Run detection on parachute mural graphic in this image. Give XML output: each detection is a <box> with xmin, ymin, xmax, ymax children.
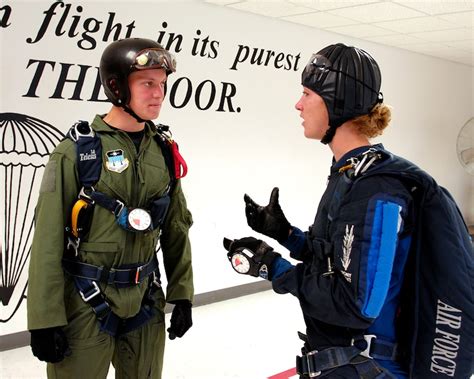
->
<box><xmin>1</xmin><ymin>113</ymin><xmax>64</xmax><ymax>322</ymax></box>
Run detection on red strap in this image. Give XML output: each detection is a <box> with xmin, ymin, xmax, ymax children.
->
<box><xmin>170</xmin><ymin>141</ymin><xmax>188</xmax><ymax>179</ymax></box>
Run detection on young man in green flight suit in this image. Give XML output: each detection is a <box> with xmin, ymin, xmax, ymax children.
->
<box><xmin>27</xmin><ymin>38</ymin><xmax>194</xmax><ymax>378</ymax></box>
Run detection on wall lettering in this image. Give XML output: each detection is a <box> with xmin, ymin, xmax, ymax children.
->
<box><xmin>26</xmin><ymin>2</ymin><xmax>135</xmax><ymax>50</ymax></box>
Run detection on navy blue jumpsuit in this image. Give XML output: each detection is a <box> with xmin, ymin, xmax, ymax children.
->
<box><xmin>272</xmin><ymin>144</ymin><xmax>414</xmax><ymax>378</ymax></box>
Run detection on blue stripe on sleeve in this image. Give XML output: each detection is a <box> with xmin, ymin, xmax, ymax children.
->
<box><xmin>362</xmin><ymin>200</ymin><xmax>402</xmax><ymax>318</ymax></box>
<box><xmin>282</xmin><ymin>227</ymin><xmax>307</xmax><ymax>259</ymax></box>
<box><xmin>271</xmin><ymin>257</ymin><xmax>294</xmax><ymax>280</ymax></box>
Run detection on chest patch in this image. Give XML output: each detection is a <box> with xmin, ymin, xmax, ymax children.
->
<box><xmin>105</xmin><ymin>149</ymin><xmax>129</xmax><ymax>173</ymax></box>
<box><xmin>341</xmin><ymin>224</ymin><xmax>354</xmax><ymax>283</ymax></box>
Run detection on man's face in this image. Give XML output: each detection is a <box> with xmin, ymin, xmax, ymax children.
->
<box><xmin>128</xmin><ymin>69</ymin><xmax>167</xmax><ymax>121</ymax></box>
<box><xmin>295</xmin><ymin>86</ymin><xmax>330</xmax><ymax>140</ymax></box>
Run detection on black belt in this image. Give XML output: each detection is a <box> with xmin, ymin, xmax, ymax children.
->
<box><xmin>63</xmin><ymin>256</ymin><xmax>159</xmax><ymax>288</ymax></box>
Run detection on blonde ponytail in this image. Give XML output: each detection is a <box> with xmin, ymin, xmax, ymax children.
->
<box><xmin>351</xmin><ymin>103</ymin><xmax>392</xmax><ymax>138</ymax></box>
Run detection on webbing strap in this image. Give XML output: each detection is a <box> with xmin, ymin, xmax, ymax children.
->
<box><xmin>68</xmin><ymin>121</ymin><xmax>102</xmax><ymax>187</ymax></box>
<box><xmin>63</xmin><ymin>256</ymin><xmax>159</xmax><ymax>288</ymax></box>
<box><xmin>353</xmin><ymin>358</ymin><xmax>396</xmax><ymax>379</ymax></box>
<box><xmin>297</xmin><ymin>345</ymin><xmax>362</xmax><ymax>376</ymax></box>
<box><xmin>88</xmin><ymin>190</ymin><xmax>121</xmax><ymax>214</ymax></box>
<box><xmin>72</xmin><ymin>275</ymin><xmax>158</xmax><ymax>336</ymax></box>
<box><xmin>154</xmin><ymin>130</ymin><xmax>177</xmax><ymax>188</ymax></box>
<box><xmin>296</xmin><ymin>337</ymin><xmax>398</xmax><ymax>378</ymax></box>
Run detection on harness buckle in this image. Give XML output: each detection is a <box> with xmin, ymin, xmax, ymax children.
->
<box><xmin>67</xmin><ymin>236</ymin><xmax>80</xmax><ymax>256</ymax></box>
<box><xmin>306</xmin><ymin>350</ymin><xmax>321</xmax><ymax>377</ymax></box>
<box><xmin>79</xmin><ymin>186</ymin><xmax>95</xmax><ymax>202</ymax></box>
<box><xmin>69</xmin><ymin>121</ymin><xmax>95</xmax><ymax>142</ymax></box>
<box><xmin>135</xmin><ymin>266</ymin><xmax>143</xmax><ymax>284</ymax></box>
<box><xmin>114</xmin><ymin>200</ymin><xmax>125</xmax><ymax>217</ymax></box>
<box><xmin>352</xmin><ymin>334</ymin><xmax>377</xmax><ymax>359</ymax></box>
<box><xmin>152</xmin><ymin>271</ymin><xmax>161</xmax><ymax>288</ymax></box>
<box><xmin>79</xmin><ymin>281</ymin><xmax>101</xmax><ymax>302</ymax></box>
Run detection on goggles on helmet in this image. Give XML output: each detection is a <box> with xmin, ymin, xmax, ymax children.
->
<box><xmin>304</xmin><ymin>53</ymin><xmax>332</xmax><ymax>82</ymax></box>
<box><xmin>132</xmin><ymin>48</ymin><xmax>176</xmax><ymax>73</ymax></box>
<box><xmin>304</xmin><ymin>53</ymin><xmax>381</xmax><ymax>98</ymax></box>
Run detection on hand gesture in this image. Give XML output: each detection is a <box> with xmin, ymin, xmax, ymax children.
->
<box><xmin>244</xmin><ymin>187</ymin><xmax>291</xmax><ymax>243</ymax></box>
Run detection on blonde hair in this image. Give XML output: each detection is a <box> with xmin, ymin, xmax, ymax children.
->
<box><xmin>351</xmin><ymin>103</ymin><xmax>392</xmax><ymax>138</ymax></box>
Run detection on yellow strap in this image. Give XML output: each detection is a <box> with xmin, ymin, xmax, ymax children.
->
<box><xmin>338</xmin><ymin>164</ymin><xmax>354</xmax><ymax>173</ymax></box>
<box><xmin>71</xmin><ymin>199</ymin><xmax>90</xmax><ymax>238</ymax></box>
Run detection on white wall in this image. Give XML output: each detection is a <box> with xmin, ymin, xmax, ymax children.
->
<box><xmin>1</xmin><ymin>0</ymin><xmax>472</xmax><ymax>335</ymax></box>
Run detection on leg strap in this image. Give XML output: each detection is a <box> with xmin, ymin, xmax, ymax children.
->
<box><xmin>296</xmin><ymin>335</ymin><xmax>399</xmax><ymax>378</ymax></box>
<box><xmin>296</xmin><ymin>345</ymin><xmax>362</xmax><ymax>377</ymax></box>
<box><xmin>73</xmin><ymin>274</ymin><xmax>159</xmax><ymax>336</ymax></box>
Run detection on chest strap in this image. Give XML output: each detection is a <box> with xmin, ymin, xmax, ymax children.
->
<box><xmin>82</xmin><ymin>188</ymin><xmax>171</xmax><ymax>233</ymax></box>
<box><xmin>62</xmin><ymin>256</ymin><xmax>159</xmax><ymax>288</ymax></box>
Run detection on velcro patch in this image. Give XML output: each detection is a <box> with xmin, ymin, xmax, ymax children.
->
<box><xmin>39</xmin><ymin>160</ymin><xmax>57</xmax><ymax>193</ymax></box>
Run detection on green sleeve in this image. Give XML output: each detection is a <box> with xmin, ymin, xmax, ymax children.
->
<box><xmin>27</xmin><ymin>141</ymin><xmax>79</xmax><ymax>330</ymax></box>
<box><xmin>160</xmin><ymin>180</ymin><xmax>194</xmax><ymax>304</ymax></box>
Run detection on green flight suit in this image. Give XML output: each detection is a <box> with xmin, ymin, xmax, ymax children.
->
<box><xmin>27</xmin><ymin>115</ymin><xmax>194</xmax><ymax>378</ymax></box>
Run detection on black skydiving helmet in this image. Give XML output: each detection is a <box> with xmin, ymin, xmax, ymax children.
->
<box><xmin>99</xmin><ymin>37</ymin><xmax>177</xmax><ymax>122</ymax></box>
<box><xmin>301</xmin><ymin>43</ymin><xmax>383</xmax><ymax>144</ymax></box>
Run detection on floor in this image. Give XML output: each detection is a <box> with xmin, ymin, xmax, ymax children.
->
<box><xmin>1</xmin><ymin>290</ymin><xmax>305</xmax><ymax>379</ymax></box>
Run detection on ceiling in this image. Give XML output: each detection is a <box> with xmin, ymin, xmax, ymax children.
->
<box><xmin>203</xmin><ymin>0</ymin><xmax>473</xmax><ymax>66</ymax></box>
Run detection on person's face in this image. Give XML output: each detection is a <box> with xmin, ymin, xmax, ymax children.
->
<box><xmin>128</xmin><ymin>69</ymin><xmax>167</xmax><ymax>121</ymax></box>
<box><xmin>295</xmin><ymin>86</ymin><xmax>330</xmax><ymax>140</ymax></box>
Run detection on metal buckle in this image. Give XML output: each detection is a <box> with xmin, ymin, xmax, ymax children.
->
<box><xmin>79</xmin><ymin>186</ymin><xmax>95</xmax><ymax>202</ymax></box>
<box><xmin>152</xmin><ymin>271</ymin><xmax>161</xmax><ymax>288</ymax></box>
<box><xmin>353</xmin><ymin>334</ymin><xmax>376</xmax><ymax>358</ymax></box>
<box><xmin>67</xmin><ymin>236</ymin><xmax>80</xmax><ymax>256</ymax></box>
<box><xmin>306</xmin><ymin>350</ymin><xmax>321</xmax><ymax>377</ymax></box>
<box><xmin>70</xmin><ymin>121</ymin><xmax>95</xmax><ymax>142</ymax></box>
<box><xmin>135</xmin><ymin>266</ymin><xmax>143</xmax><ymax>284</ymax></box>
<box><xmin>79</xmin><ymin>281</ymin><xmax>101</xmax><ymax>302</ymax></box>
<box><xmin>114</xmin><ymin>200</ymin><xmax>125</xmax><ymax>217</ymax></box>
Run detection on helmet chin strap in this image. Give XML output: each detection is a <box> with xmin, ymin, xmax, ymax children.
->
<box><xmin>321</xmin><ymin>126</ymin><xmax>337</xmax><ymax>145</ymax></box>
<box><xmin>123</xmin><ymin>105</ymin><xmax>147</xmax><ymax>123</ymax></box>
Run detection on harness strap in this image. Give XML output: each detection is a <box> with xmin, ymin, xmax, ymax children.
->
<box><xmin>367</xmin><ymin>338</ymin><xmax>398</xmax><ymax>361</ymax></box>
<box><xmin>77</xmin><ymin>188</ymin><xmax>170</xmax><ymax>233</ymax></box>
<box><xmin>73</xmin><ymin>277</ymin><xmax>112</xmax><ymax>322</ymax></box>
<box><xmin>67</xmin><ymin>121</ymin><xmax>102</xmax><ymax>187</ymax></box>
<box><xmin>297</xmin><ymin>345</ymin><xmax>362</xmax><ymax>377</ymax></box>
<box><xmin>87</xmin><ymin>190</ymin><xmax>122</xmax><ymax>214</ymax></box>
<box><xmin>71</xmin><ymin>269</ymin><xmax>160</xmax><ymax>336</ymax></box>
<box><xmin>63</xmin><ymin>256</ymin><xmax>159</xmax><ymax>288</ymax></box>
<box><xmin>296</xmin><ymin>336</ymin><xmax>398</xmax><ymax>378</ymax></box>
<box><xmin>353</xmin><ymin>357</ymin><xmax>396</xmax><ymax>379</ymax></box>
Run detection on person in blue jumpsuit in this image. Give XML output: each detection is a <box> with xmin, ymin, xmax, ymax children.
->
<box><xmin>224</xmin><ymin>43</ymin><xmax>414</xmax><ymax>378</ymax></box>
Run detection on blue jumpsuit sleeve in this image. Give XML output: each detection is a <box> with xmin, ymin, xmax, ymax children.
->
<box><xmin>272</xmin><ymin>176</ymin><xmax>412</xmax><ymax>329</ymax></box>
<box><xmin>271</xmin><ymin>257</ymin><xmax>294</xmax><ymax>279</ymax></box>
<box><xmin>281</xmin><ymin>226</ymin><xmax>307</xmax><ymax>260</ymax></box>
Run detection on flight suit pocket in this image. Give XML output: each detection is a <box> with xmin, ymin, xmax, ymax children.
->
<box><xmin>141</xmin><ymin>150</ymin><xmax>170</xmax><ymax>199</ymax></box>
<box><xmin>79</xmin><ymin>241</ymin><xmax>120</xmax><ymax>267</ymax></box>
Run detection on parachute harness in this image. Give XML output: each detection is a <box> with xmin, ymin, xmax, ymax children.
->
<box><xmin>62</xmin><ymin>120</ymin><xmax>187</xmax><ymax>336</ymax></box>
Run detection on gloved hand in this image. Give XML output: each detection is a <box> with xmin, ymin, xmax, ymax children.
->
<box><xmin>167</xmin><ymin>300</ymin><xmax>193</xmax><ymax>340</ymax></box>
<box><xmin>30</xmin><ymin>327</ymin><xmax>71</xmax><ymax>363</ymax></box>
<box><xmin>223</xmin><ymin>236</ymin><xmax>281</xmax><ymax>280</ymax></box>
<box><xmin>244</xmin><ymin>187</ymin><xmax>291</xmax><ymax>243</ymax></box>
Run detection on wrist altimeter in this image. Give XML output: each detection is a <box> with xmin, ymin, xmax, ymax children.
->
<box><xmin>229</xmin><ymin>248</ymin><xmax>269</xmax><ymax>279</ymax></box>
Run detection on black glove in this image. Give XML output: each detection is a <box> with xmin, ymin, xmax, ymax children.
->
<box><xmin>244</xmin><ymin>187</ymin><xmax>291</xmax><ymax>243</ymax></box>
<box><xmin>30</xmin><ymin>327</ymin><xmax>71</xmax><ymax>363</ymax></box>
<box><xmin>223</xmin><ymin>236</ymin><xmax>281</xmax><ymax>280</ymax></box>
<box><xmin>167</xmin><ymin>300</ymin><xmax>192</xmax><ymax>340</ymax></box>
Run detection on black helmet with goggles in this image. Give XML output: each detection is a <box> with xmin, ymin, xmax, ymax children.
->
<box><xmin>301</xmin><ymin>43</ymin><xmax>382</xmax><ymax>144</ymax></box>
<box><xmin>100</xmin><ymin>38</ymin><xmax>176</xmax><ymax>107</ymax></box>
